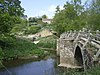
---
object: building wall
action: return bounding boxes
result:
[42,19,52,24]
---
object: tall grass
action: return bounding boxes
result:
[0,35,57,61]
[59,65,100,75]
[37,35,57,49]
[4,38,35,59]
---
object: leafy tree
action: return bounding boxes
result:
[0,0,24,16]
[86,0,100,30]
[0,14,14,34]
[52,0,85,36]
[29,17,36,22]
[11,19,27,35]
[56,5,60,13]
[0,0,24,52]
[0,0,24,35]
[42,15,48,19]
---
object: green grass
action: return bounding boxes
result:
[2,38,37,60]
[37,35,57,49]
[0,35,57,61]
[59,65,100,75]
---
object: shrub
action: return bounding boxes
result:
[30,49,45,57]
[37,35,57,49]
[2,38,38,60]
[59,65,100,75]
[0,48,4,60]
[25,26,41,34]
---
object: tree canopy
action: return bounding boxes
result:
[42,14,48,19]
[86,0,100,30]
[52,0,84,35]
[0,0,24,16]
[0,0,24,35]
[51,0,100,36]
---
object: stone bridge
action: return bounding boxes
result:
[57,30,100,70]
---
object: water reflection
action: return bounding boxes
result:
[0,58,56,75]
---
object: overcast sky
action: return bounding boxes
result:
[20,0,88,18]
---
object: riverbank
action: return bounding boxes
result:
[0,35,57,65]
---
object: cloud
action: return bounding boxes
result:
[35,5,64,18]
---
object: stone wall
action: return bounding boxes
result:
[58,38,76,68]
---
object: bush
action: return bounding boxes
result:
[37,35,57,49]
[0,48,4,60]
[0,14,14,34]
[30,49,45,57]
[25,26,41,34]
[2,38,38,60]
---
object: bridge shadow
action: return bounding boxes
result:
[74,46,83,67]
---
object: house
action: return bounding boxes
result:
[42,18,52,24]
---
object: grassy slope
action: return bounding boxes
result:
[37,35,57,49]
[0,35,57,60]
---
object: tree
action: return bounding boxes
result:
[52,0,85,36]
[0,0,24,16]
[42,15,48,19]
[0,13,15,34]
[86,0,100,30]
[56,5,60,13]
[0,0,24,35]
[29,17,36,22]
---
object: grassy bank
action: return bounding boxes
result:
[58,65,100,75]
[37,35,57,49]
[0,35,57,61]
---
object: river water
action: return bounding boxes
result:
[0,58,59,75]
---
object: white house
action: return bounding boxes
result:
[42,18,52,24]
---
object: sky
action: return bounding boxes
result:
[20,0,87,18]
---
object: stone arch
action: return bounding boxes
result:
[74,45,83,66]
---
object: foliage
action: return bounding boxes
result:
[37,35,57,49]
[28,17,42,24]
[0,14,15,34]
[42,14,48,19]
[52,0,85,35]
[56,5,60,13]
[11,19,27,35]
[59,65,100,75]
[0,0,24,16]
[1,37,37,60]
[51,0,100,36]
[86,0,100,30]
[25,26,41,34]
[0,34,58,61]
[0,0,24,35]
[30,49,45,57]
[29,17,37,23]
[0,48,4,60]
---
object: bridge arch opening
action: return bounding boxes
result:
[74,46,83,66]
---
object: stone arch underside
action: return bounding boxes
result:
[74,46,83,67]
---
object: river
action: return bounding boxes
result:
[0,57,59,75]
